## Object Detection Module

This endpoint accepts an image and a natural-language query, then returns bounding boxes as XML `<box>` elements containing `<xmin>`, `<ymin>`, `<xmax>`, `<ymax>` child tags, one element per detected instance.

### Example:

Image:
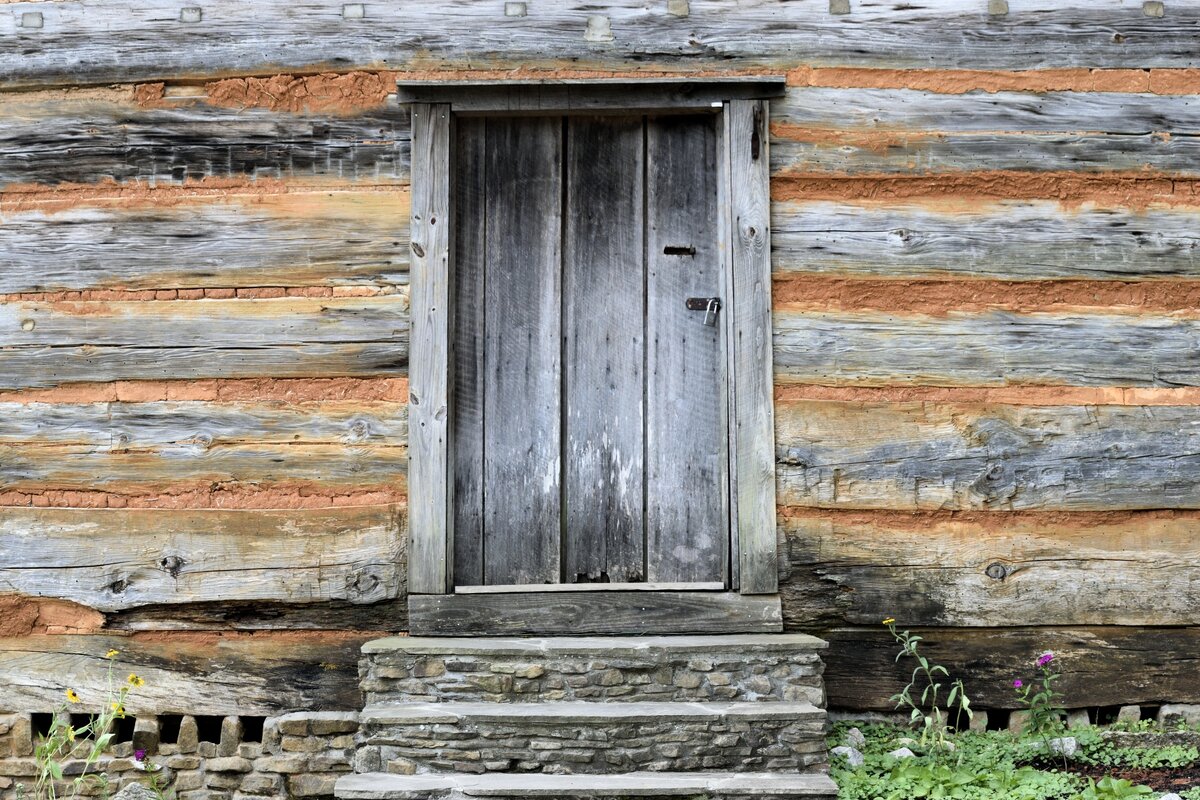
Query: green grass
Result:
<box><xmin>829</xmin><ymin>722</ymin><xmax>1199</xmax><ymax>800</ymax></box>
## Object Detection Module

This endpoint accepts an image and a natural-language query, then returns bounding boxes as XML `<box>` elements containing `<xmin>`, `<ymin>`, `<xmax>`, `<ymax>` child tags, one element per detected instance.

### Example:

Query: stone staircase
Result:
<box><xmin>335</xmin><ymin>634</ymin><xmax>837</xmax><ymax>799</ymax></box>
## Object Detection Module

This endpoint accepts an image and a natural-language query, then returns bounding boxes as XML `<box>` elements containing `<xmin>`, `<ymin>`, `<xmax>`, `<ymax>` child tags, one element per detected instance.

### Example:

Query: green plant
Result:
<box><xmin>1072</xmin><ymin>727</ymin><xmax>1200</xmax><ymax>769</ymax></box>
<box><xmin>16</xmin><ymin>650</ymin><xmax>145</xmax><ymax>800</ymax></box>
<box><xmin>883</xmin><ymin>618</ymin><xmax>973</xmax><ymax>759</ymax></box>
<box><xmin>1012</xmin><ymin>650</ymin><xmax>1065</xmax><ymax>739</ymax></box>
<box><xmin>1070</xmin><ymin>776</ymin><xmax>1154</xmax><ymax>800</ymax></box>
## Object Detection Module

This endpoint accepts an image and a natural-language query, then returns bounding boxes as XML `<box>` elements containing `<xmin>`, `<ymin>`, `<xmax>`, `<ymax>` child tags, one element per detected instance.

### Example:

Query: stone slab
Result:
<box><xmin>336</xmin><ymin>771</ymin><xmax>839</xmax><ymax>798</ymax></box>
<box><xmin>362</xmin><ymin>701</ymin><xmax>824</xmax><ymax>726</ymax></box>
<box><xmin>363</xmin><ymin>635</ymin><xmax>828</xmax><ymax>657</ymax></box>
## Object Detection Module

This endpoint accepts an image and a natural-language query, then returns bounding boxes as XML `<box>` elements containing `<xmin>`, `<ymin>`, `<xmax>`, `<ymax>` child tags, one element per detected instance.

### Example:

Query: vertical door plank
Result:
<box><xmin>482</xmin><ymin>116</ymin><xmax>564</xmax><ymax>585</ymax></box>
<box><xmin>452</xmin><ymin>117</ymin><xmax>487</xmax><ymax>587</ymax></box>
<box><xmin>645</xmin><ymin>114</ymin><xmax>728</xmax><ymax>584</ymax></box>
<box><xmin>408</xmin><ymin>103</ymin><xmax>453</xmax><ymax>594</ymax></box>
<box><xmin>728</xmin><ymin>99</ymin><xmax>779</xmax><ymax>594</ymax></box>
<box><xmin>563</xmin><ymin>116</ymin><xmax>646</xmax><ymax>583</ymax></box>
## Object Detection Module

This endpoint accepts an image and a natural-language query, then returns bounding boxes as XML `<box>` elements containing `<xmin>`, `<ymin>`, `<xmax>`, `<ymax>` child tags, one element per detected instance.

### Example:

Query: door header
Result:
<box><xmin>395</xmin><ymin>77</ymin><xmax>786</xmax><ymax>113</ymax></box>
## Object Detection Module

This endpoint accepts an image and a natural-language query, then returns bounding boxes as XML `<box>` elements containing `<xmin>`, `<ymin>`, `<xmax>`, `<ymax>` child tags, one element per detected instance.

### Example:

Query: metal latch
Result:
<box><xmin>685</xmin><ymin>297</ymin><xmax>722</xmax><ymax>327</ymax></box>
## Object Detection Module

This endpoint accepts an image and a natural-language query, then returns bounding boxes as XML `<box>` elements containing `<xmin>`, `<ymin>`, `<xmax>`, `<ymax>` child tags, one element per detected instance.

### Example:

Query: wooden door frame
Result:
<box><xmin>405</xmin><ymin>79</ymin><xmax>784</xmax><ymax>632</ymax></box>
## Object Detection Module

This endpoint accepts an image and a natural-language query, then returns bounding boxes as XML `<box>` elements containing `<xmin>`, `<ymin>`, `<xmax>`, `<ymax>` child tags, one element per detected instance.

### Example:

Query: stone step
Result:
<box><xmin>357</xmin><ymin>701</ymin><xmax>827</xmax><ymax>776</ymax></box>
<box><xmin>337</xmin><ymin>771</ymin><xmax>839</xmax><ymax>799</ymax></box>
<box><xmin>361</xmin><ymin>635</ymin><xmax>826</xmax><ymax>706</ymax></box>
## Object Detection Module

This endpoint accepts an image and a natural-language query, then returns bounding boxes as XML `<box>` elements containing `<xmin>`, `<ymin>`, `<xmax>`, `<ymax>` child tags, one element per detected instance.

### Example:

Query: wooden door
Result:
<box><xmin>452</xmin><ymin>113</ymin><xmax>728</xmax><ymax>589</ymax></box>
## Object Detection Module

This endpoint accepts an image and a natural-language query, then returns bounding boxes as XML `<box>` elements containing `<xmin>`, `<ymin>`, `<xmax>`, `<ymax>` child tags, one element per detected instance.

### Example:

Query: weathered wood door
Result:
<box><xmin>452</xmin><ymin>113</ymin><xmax>729</xmax><ymax>589</ymax></box>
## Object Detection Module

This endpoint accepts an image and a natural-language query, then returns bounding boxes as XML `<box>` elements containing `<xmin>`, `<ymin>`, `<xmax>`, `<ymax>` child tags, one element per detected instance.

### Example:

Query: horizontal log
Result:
<box><xmin>0</xmin><ymin>633</ymin><xmax>370</xmax><ymax>714</ymax></box>
<box><xmin>2</xmin><ymin>0</ymin><xmax>1199</xmax><ymax>89</ymax></box>
<box><xmin>771</xmin><ymin>88</ymin><xmax>1200</xmax><ymax>174</ymax></box>
<box><xmin>779</xmin><ymin>511</ymin><xmax>1200</xmax><ymax>627</ymax></box>
<box><xmin>0</xmin><ymin>400</ymin><xmax>407</xmax><ymax>445</ymax></box>
<box><xmin>107</xmin><ymin>598</ymin><xmax>409</xmax><ymax>632</ymax></box>
<box><xmin>774</xmin><ymin>309</ymin><xmax>1200</xmax><ymax>387</ymax></box>
<box><xmin>0</xmin><ymin>192</ymin><xmax>410</xmax><ymax>292</ymax></box>
<box><xmin>0</xmin><ymin>95</ymin><xmax>408</xmax><ymax>188</ymax></box>
<box><xmin>0</xmin><ymin>442</ymin><xmax>406</xmax><ymax>491</ymax></box>
<box><xmin>771</xmin><ymin>200</ymin><xmax>1200</xmax><ymax>280</ymax></box>
<box><xmin>0</xmin><ymin>506</ymin><xmax>405</xmax><ymax>611</ymax></box>
<box><xmin>0</xmin><ymin>296</ymin><xmax>409</xmax><ymax>388</ymax></box>
<box><xmin>775</xmin><ymin>400</ymin><xmax>1200</xmax><ymax>510</ymax></box>
<box><xmin>820</xmin><ymin>626</ymin><xmax>1200</xmax><ymax>711</ymax></box>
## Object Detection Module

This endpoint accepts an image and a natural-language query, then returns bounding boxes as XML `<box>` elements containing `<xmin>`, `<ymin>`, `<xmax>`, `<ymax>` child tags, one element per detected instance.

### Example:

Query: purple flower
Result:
<box><xmin>1013</xmin><ymin>679</ymin><xmax>1023</xmax><ymax>689</ymax></box>
<box><xmin>1037</xmin><ymin>652</ymin><xmax>1054</xmax><ymax>667</ymax></box>
<box><xmin>134</xmin><ymin>749</ymin><xmax>146</xmax><ymax>762</ymax></box>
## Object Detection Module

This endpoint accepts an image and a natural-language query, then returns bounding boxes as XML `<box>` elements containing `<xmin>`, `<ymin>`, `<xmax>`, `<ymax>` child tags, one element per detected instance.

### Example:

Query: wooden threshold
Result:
<box><xmin>408</xmin><ymin>591</ymin><xmax>782</xmax><ymax>636</ymax></box>
<box><xmin>454</xmin><ymin>582</ymin><xmax>726</xmax><ymax>594</ymax></box>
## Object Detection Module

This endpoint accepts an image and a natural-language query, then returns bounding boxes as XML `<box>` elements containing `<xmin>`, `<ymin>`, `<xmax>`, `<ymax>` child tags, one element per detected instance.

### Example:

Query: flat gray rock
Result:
<box><xmin>831</xmin><ymin>745</ymin><xmax>864</xmax><ymax>767</ymax></box>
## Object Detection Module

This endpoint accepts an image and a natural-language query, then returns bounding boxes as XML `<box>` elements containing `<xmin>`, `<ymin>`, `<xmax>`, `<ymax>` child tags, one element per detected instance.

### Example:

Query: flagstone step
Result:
<box><xmin>337</xmin><ymin>770</ymin><xmax>840</xmax><ymax>799</ymax></box>
<box><xmin>361</xmin><ymin>635</ymin><xmax>827</xmax><ymax>706</ymax></box>
<box><xmin>356</xmin><ymin>701</ymin><xmax>827</xmax><ymax>775</ymax></box>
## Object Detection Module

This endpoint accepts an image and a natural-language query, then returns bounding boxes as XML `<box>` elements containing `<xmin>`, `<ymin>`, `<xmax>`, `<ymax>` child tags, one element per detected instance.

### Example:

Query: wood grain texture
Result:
<box><xmin>409</xmin><ymin>591</ymin><xmax>782</xmax><ymax>636</ymax></box>
<box><xmin>564</xmin><ymin>116</ymin><xmax>645</xmax><ymax>584</ymax></box>
<box><xmin>451</xmin><ymin>117</ymin><xmax>487</xmax><ymax>588</ymax></box>
<box><xmin>645</xmin><ymin>114</ymin><xmax>727</xmax><ymax>585</ymax></box>
<box><xmin>821</xmin><ymin>627</ymin><xmax>1200</xmax><ymax>711</ymax></box>
<box><xmin>728</xmin><ymin>100</ymin><xmax>779</xmax><ymax>594</ymax></box>
<box><xmin>0</xmin><ymin>296</ymin><xmax>409</xmax><ymax>389</ymax></box>
<box><xmin>779</xmin><ymin>511</ymin><xmax>1200</xmax><ymax>628</ymax></box>
<box><xmin>4</xmin><ymin>0</ymin><xmax>1200</xmax><ymax>89</ymax></box>
<box><xmin>771</xmin><ymin>200</ymin><xmax>1200</xmax><ymax>281</ymax></box>
<box><xmin>0</xmin><ymin>506</ymin><xmax>404</xmax><ymax>612</ymax></box>
<box><xmin>0</xmin><ymin>400</ymin><xmax>406</xmax><ymax>490</ymax></box>
<box><xmin>0</xmin><ymin>193</ymin><xmax>410</xmax><ymax>293</ymax></box>
<box><xmin>771</xmin><ymin>88</ymin><xmax>1200</xmax><ymax>175</ymax></box>
<box><xmin>774</xmin><ymin>309</ymin><xmax>1200</xmax><ymax>388</ymax></box>
<box><xmin>0</xmin><ymin>634</ymin><xmax>367</xmax><ymax>714</ymax></box>
<box><xmin>775</xmin><ymin>400</ymin><xmax>1200</xmax><ymax>511</ymax></box>
<box><xmin>407</xmin><ymin>103</ymin><xmax>452</xmax><ymax>595</ymax></box>
<box><xmin>0</xmin><ymin>96</ymin><xmax>408</xmax><ymax>188</ymax></box>
<box><xmin>481</xmin><ymin>117</ymin><xmax>562</xmax><ymax>586</ymax></box>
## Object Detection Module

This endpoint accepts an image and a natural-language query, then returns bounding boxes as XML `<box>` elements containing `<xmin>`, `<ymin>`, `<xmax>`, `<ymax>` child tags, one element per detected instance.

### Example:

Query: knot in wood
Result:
<box><xmin>985</xmin><ymin>562</ymin><xmax>1009</xmax><ymax>581</ymax></box>
<box><xmin>108</xmin><ymin>578</ymin><xmax>129</xmax><ymax>594</ymax></box>
<box><xmin>160</xmin><ymin>555</ymin><xmax>186</xmax><ymax>578</ymax></box>
<box><xmin>411</xmin><ymin>241</ymin><xmax>426</xmax><ymax>258</ymax></box>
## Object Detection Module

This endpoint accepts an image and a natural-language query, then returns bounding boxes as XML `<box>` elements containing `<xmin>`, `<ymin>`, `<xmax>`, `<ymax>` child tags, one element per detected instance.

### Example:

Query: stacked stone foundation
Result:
<box><xmin>0</xmin><ymin>711</ymin><xmax>358</xmax><ymax>800</ymax></box>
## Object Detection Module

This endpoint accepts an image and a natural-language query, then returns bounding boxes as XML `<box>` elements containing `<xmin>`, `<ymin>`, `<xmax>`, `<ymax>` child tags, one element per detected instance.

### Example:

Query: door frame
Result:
<box><xmin>404</xmin><ymin>79</ymin><xmax>784</xmax><ymax>633</ymax></box>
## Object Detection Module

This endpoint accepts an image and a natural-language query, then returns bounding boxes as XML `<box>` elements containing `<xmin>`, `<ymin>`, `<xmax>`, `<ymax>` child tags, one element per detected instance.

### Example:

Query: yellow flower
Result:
<box><xmin>111</xmin><ymin>702</ymin><xmax>126</xmax><ymax>718</ymax></box>
<box><xmin>127</xmin><ymin>673</ymin><xmax>145</xmax><ymax>687</ymax></box>
<box><xmin>882</xmin><ymin>617</ymin><xmax>895</xmax><ymax>626</ymax></box>
<box><xmin>105</xmin><ymin>649</ymin><xmax>119</xmax><ymax>659</ymax></box>
<box><xmin>65</xmin><ymin>689</ymin><xmax>81</xmax><ymax>704</ymax></box>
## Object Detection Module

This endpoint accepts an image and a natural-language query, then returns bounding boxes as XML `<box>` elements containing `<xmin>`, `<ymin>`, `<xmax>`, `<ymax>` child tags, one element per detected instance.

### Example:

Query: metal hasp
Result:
<box><xmin>685</xmin><ymin>296</ymin><xmax>722</xmax><ymax>326</ymax></box>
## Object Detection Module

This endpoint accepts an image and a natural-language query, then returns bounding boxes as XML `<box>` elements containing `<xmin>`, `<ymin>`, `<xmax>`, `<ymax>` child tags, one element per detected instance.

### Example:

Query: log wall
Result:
<box><xmin>3</xmin><ymin>0</ymin><xmax>1200</xmax><ymax>715</ymax></box>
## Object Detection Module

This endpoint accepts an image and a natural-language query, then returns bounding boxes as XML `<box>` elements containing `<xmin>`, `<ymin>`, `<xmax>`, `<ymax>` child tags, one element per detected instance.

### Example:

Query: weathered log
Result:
<box><xmin>107</xmin><ymin>598</ymin><xmax>409</xmax><ymax>632</ymax></box>
<box><xmin>0</xmin><ymin>296</ymin><xmax>409</xmax><ymax>389</ymax></box>
<box><xmin>0</xmin><ymin>505</ymin><xmax>405</xmax><ymax>611</ymax></box>
<box><xmin>771</xmin><ymin>200</ymin><xmax>1200</xmax><ymax>280</ymax></box>
<box><xmin>819</xmin><ymin>626</ymin><xmax>1200</xmax><ymax>711</ymax></box>
<box><xmin>0</xmin><ymin>192</ymin><xmax>409</xmax><ymax>292</ymax></box>
<box><xmin>779</xmin><ymin>510</ymin><xmax>1200</xmax><ymax>628</ymax></box>
<box><xmin>775</xmin><ymin>400</ymin><xmax>1200</xmax><ymax>510</ymax></box>
<box><xmin>774</xmin><ymin>309</ymin><xmax>1200</xmax><ymax>387</ymax></box>
<box><xmin>771</xmin><ymin>88</ymin><xmax>1200</xmax><ymax>174</ymax></box>
<box><xmin>0</xmin><ymin>633</ymin><xmax>370</xmax><ymax>714</ymax></box>
<box><xmin>4</xmin><ymin>0</ymin><xmax>1199</xmax><ymax>88</ymax></box>
<box><xmin>0</xmin><ymin>96</ymin><xmax>408</xmax><ymax>188</ymax></box>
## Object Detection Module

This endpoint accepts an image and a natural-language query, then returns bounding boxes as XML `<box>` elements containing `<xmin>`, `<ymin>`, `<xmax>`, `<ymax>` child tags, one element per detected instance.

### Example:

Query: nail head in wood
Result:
<box><xmin>667</xmin><ymin>0</ymin><xmax>690</xmax><ymax>16</ymax></box>
<box><xmin>179</xmin><ymin>6</ymin><xmax>202</xmax><ymax>23</ymax></box>
<box><xmin>19</xmin><ymin>11</ymin><xmax>43</xmax><ymax>28</ymax></box>
<box><xmin>342</xmin><ymin>3</ymin><xmax>365</xmax><ymax>19</ymax></box>
<box><xmin>1143</xmin><ymin>1</ymin><xmax>1165</xmax><ymax>16</ymax></box>
<box><xmin>585</xmin><ymin>14</ymin><xmax>613</xmax><ymax>41</ymax></box>
<box><xmin>829</xmin><ymin>0</ymin><xmax>850</xmax><ymax>15</ymax></box>
<box><xmin>505</xmin><ymin>2</ymin><xmax>527</xmax><ymax>17</ymax></box>
<box><xmin>987</xmin><ymin>0</ymin><xmax>1009</xmax><ymax>15</ymax></box>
